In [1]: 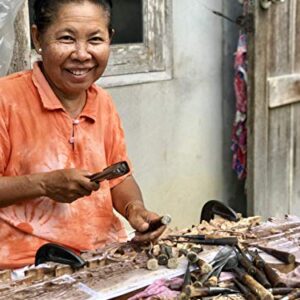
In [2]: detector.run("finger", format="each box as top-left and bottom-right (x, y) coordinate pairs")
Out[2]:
(79, 177), (100, 192)
(76, 186), (93, 197)
(129, 213), (150, 233)
(91, 181), (100, 191)
(70, 192), (85, 202)
(133, 225), (166, 243)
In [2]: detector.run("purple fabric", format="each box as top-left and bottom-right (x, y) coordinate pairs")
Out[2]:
(128, 278), (183, 300)
(231, 33), (247, 180)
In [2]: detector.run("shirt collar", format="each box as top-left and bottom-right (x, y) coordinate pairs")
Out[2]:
(31, 62), (97, 122)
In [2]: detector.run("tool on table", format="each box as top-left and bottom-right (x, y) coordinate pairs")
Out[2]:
(236, 245), (272, 288)
(224, 252), (274, 300)
(268, 288), (294, 295)
(233, 278), (257, 300)
(35, 243), (86, 268)
(170, 235), (238, 246)
(280, 289), (300, 300)
(183, 285), (239, 298)
(249, 250), (287, 288)
(182, 261), (192, 290)
(89, 161), (130, 182)
(144, 214), (172, 233)
(254, 245), (296, 265)
(196, 246), (235, 287)
(186, 250), (211, 274)
(200, 200), (240, 222)
(160, 244), (178, 269)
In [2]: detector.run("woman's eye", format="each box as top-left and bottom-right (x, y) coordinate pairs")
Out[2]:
(59, 36), (74, 43)
(89, 37), (104, 44)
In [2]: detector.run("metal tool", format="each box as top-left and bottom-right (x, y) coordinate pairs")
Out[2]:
(89, 161), (130, 182)
(35, 243), (86, 268)
(236, 246), (272, 288)
(198, 247), (235, 286)
(176, 236), (238, 246)
(182, 261), (192, 291)
(200, 200), (240, 222)
(249, 250), (287, 288)
(224, 253), (274, 300)
(255, 245), (295, 264)
(233, 278), (257, 300)
(144, 215), (172, 233)
(280, 289), (300, 300)
(183, 285), (239, 297)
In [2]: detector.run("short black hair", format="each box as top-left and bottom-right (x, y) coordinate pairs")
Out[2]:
(33, 0), (113, 34)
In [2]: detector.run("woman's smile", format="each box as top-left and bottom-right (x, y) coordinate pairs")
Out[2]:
(67, 69), (91, 76)
(65, 67), (94, 81)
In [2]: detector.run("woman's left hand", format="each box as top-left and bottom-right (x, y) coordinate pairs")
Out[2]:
(126, 203), (166, 243)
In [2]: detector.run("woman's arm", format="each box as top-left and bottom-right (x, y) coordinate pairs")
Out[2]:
(111, 175), (165, 242)
(0, 169), (99, 208)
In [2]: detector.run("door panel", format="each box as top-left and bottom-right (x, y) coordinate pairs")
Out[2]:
(247, 0), (300, 217)
(296, 1), (300, 71)
(268, 106), (292, 217)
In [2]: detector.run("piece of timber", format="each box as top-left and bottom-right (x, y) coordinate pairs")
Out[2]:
(25, 267), (55, 281)
(0, 271), (11, 283)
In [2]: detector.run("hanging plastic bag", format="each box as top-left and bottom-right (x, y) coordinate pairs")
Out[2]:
(0, 0), (25, 76)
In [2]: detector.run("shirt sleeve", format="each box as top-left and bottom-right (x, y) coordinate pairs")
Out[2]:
(104, 96), (133, 189)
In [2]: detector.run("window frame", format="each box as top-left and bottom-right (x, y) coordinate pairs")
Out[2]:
(17, 0), (172, 87)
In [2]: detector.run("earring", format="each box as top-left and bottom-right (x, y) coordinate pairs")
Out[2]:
(38, 48), (42, 53)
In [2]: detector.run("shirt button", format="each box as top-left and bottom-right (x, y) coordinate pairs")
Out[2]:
(69, 137), (75, 144)
(73, 119), (80, 125)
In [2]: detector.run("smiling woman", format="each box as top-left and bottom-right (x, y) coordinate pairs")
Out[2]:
(0, 0), (165, 269)
(31, 1), (112, 112)
(25, 0), (172, 87)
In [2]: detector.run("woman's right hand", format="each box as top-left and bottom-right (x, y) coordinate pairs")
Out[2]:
(41, 169), (100, 203)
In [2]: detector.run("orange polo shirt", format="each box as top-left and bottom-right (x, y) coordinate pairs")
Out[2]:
(0, 62), (131, 269)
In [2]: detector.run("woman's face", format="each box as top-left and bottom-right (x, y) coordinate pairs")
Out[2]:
(32, 2), (111, 98)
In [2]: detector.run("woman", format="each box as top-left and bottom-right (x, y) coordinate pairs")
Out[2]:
(0, 0), (165, 269)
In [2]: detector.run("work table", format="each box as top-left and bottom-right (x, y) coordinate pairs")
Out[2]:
(0, 214), (299, 299)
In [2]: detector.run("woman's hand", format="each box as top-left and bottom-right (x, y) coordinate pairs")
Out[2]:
(41, 169), (100, 203)
(126, 203), (166, 243)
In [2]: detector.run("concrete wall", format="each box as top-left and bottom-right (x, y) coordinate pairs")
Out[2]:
(108, 0), (238, 230)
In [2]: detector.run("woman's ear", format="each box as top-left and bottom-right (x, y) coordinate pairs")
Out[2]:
(109, 28), (115, 44)
(31, 25), (42, 54)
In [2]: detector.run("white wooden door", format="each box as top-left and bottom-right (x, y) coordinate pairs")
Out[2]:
(247, 0), (300, 218)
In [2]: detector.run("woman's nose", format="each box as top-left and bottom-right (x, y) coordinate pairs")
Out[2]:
(71, 42), (92, 61)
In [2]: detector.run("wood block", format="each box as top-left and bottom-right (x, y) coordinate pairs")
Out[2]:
(55, 265), (74, 277)
(0, 270), (11, 283)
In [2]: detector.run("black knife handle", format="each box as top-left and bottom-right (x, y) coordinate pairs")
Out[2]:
(89, 161), (130, 182)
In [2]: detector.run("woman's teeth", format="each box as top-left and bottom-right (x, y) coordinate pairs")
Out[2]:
(69, 69), (89, 76)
